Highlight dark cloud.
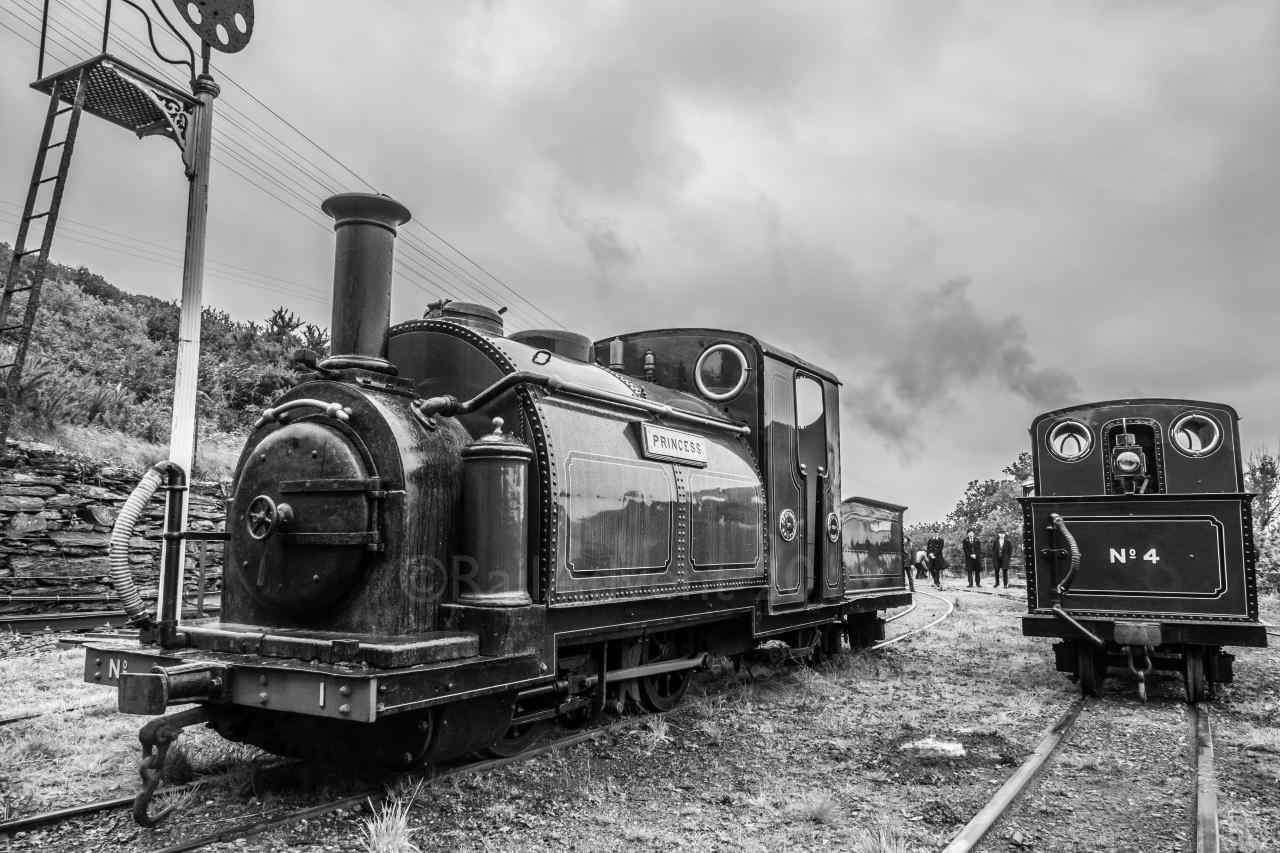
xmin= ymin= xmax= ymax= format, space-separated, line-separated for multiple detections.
xmin=5 ymin=0 xmax=1280 ymax=521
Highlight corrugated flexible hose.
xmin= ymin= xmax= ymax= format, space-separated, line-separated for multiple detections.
xmin=109 ymin=462 xmax=177 ymax=627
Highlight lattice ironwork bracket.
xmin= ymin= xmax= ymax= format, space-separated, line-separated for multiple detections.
xmin=31 ymin=54 xmax=199 ymax=172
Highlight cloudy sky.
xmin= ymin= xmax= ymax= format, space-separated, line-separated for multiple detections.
xmin=2 ymin=1 xmax=1278 ymax=521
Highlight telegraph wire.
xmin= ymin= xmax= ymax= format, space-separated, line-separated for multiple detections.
xmin=0 ymin=210 xmax=329 ymax=305
xmin=59 ymin=0 xmax=562 ymax=329
xmin=4 ymin=7 xmax=453 ymax=304
xmin=56 ymin=2 xmax=511 ymax=315
xmin=6 ymin=3 xmax=557 ymax=327
xmin=0 ymin=199 xmax=328 ymax=302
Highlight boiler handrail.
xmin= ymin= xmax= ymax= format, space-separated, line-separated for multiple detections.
xmin=412 ymin=370 xmax=751 ymax=437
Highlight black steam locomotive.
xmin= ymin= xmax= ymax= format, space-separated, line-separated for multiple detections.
xmin=83 ymin=193 xmax=910 ymax=820
xmin=1020 ymin=399 xmax=1268 ymax=701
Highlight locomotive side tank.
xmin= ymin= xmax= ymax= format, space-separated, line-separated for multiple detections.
xmin=78 ymin=191 xmax=910 ymax=822
xmin=1021 ymin=399 xmax=1267 ymax=701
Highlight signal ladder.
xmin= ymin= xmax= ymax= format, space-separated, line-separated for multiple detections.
xmin=0 ymin=68 xmax=89 ymax=444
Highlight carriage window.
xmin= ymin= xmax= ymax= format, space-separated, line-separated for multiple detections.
xmin=794 ymin=375 xmax=825 ymax=429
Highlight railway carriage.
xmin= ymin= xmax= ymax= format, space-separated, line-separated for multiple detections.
xmin=840 ymin=497 xmax=908 ymax=596
xmin=80 ymin=193 xmax=910 ymax=823
xmin=1020 ymin=399 xmax=1267 ymax=702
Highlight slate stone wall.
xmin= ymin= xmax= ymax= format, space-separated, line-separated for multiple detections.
xmin=0 ymin=440 xmax=226 ymax=619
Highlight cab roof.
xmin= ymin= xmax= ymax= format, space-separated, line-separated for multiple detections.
xmin=603 ymin=327 xmax=841 ymax=385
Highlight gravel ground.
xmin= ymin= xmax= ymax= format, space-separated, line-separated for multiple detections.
xmin=0 ymin=590 xmax=1276 ymax=853
xmin=1213 ymin=594 xmax=1280 ymax=853
xmin=974 ymin=697 xmax=1195 ymax=853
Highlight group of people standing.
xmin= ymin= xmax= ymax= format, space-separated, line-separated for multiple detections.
xmin=908 ymin=528 xmax=1016 ymax=590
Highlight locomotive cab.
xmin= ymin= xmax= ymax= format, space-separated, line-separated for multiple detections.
xmin=595 ymin=330 xmax=892 ymax=615
xmin=1021 ymin=399 xmax=1267 ymax=702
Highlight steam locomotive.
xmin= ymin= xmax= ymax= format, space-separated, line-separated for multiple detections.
xmin=82 ymin=193 xmax=910 ymax=820
xmin=1020 ymin=399 xmax=1268 ymax=702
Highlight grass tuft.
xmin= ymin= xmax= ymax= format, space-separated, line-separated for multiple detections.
xmin=852 ymin=819 xmax=911 ymax=853
xmin=789 ymin=792 xmax=839 ymax=825
xmin=636 ymin=715 xmax=673 ymax=753
xmin=361 ymin=780 xmax=423 ymax=853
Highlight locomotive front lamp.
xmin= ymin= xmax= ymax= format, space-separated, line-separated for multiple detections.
xmin=1114 ymin=450 xmax=1143 ymax=474
xmin=1110 ymin=432 xmax=1149 ymax=493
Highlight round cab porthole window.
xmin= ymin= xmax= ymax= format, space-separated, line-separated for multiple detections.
xmin=694 ymin=344 xmax=750 ymax=402
xmin=1046 ymin=419 xmax=1093 ymax=462
xmin=1171 ymin=413 xmax=1222 ymax=457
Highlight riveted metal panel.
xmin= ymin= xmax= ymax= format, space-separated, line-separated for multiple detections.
xmin=1023 ymin=494 xmax=1257 ymax=622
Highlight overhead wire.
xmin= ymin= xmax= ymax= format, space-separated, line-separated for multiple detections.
xmin=8 ymin=1 xmax=536 ymax=317
xmin=50 ymin=0 xmax=565 ymax=330
xmin=0 ymin=201 xmax=328 ymax=305
xmin=0 ymin=197 xmax=322 ymax=293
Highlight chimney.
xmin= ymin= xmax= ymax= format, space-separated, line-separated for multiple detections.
xmin=319 ymin=192 xmax=412 ymax=373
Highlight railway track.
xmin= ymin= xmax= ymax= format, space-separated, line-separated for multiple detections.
xmin=137 ymin=599 xmax=959 ymax=852
xmin=873 ymin=589 xmax=954 ymax=649
xmin=0 ymin=700 xmax=109 ymax=728
xmin=1 ymin=603 xmax=219 ymax=635
xmin=883 ymin=602 xmax=917 ymax=623
xmin=0 ymin=601 xmax=954 ymax=849
xmin=0 ymin=762 xmax=296 ymax=837
xmin=939 ymin=699 xmax=1220 ymax=853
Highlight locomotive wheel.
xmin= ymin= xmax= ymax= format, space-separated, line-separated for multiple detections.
xmin=1076 ymin=644 xmax=1102 ymax=697
xmin=485 ymin=719 xmax=546 ymax=758
xmin=1183 ymin=646 xmax=1208 ymax=703
xmin=485 ymin=697 xmax=548 ymax=758
xmin=638 ymin=635 xmax=692 ymax=712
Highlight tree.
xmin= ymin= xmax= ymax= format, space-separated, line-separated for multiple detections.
xmin=1246 ymin=447 xmax=1280 ymax=592
xmin=1245 ymin=449 xmax=1278 ymax=534
xmin=905 ymin=452 xmax=1029 ymax=570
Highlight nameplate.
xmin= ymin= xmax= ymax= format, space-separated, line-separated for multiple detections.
xmin=639 ymin=423 xmax=708 ymax=467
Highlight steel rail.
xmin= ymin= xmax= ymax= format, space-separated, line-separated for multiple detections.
xmin=940 ymin=699 xmax=1220 ymax=853
xmin=140 ymin=714 xmax=674 ymax=853
xmin=0 ymin=699 xmax=109 ymax=727
xmin=1192 ymin=704 xmax=1220 ymax=853
xmin=872 ymin=589 xmax=954 ymax=649
xmin=0 ymin=761 xmax=292 ymax=835
xmin=0 ymin=602 xmax=220 ymax=634
xmin=0 ymin=793 xmax=137 ymax=834
xmin=939 ymin=697 xmax=1087 ymax=853
xmin=964 ymin=586 xmax=1026 ymax=603
xmin=883 ymin=602 xmax=917 ymax=623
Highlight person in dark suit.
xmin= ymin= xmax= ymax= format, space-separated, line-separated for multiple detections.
xmin=962 ymin=529 xmax=982 ymax=587
xmin=925 ymin=534 xmax=946 ymax=589
xmin=992 ymin=529 xmax=1014 ymax=587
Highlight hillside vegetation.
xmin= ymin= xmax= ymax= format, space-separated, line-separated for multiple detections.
xmin=0 ymin=242 xmax=326 ymax=478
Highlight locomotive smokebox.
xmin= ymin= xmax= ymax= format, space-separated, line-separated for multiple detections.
xmin=320 ymin=192 xmax=412 ymax=373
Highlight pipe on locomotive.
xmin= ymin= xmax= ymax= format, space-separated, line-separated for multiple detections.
xmin=413 ymin=371 xmax=752 ymax=436
xmin=1047 ymin=513 xmax=1104 ymax=648
xmin=108 ymin=460 xmax=186 ymax=632
xmin=318 ymin=192 xmax=413 ymax=374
